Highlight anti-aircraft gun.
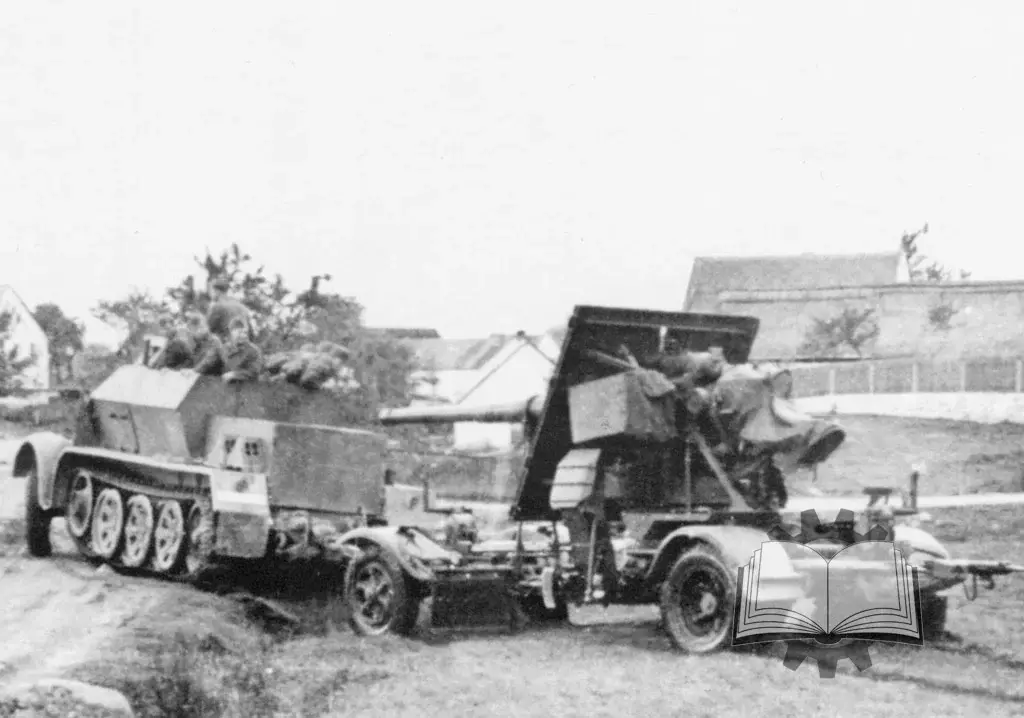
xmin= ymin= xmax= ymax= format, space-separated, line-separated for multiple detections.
xmin=381 ymin=305 xmax=1021 ymax=650
xmin=12 ymin=364 xmax=513 ymax=638
xmin=380 ymin=305 xmax=834 ymax=649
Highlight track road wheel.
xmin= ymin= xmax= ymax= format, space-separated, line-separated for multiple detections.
xmin=65 ymin=471 xmax=94 ymax=540
xmin=91 ymin=488 xmax=125 ymax=560
xmin=120 ymin=495 xmax=155 ymax=568
xmin=151 ymin=500 xmax=186 ymax=574
xmin=183 ymin=502 xmax=214 ymax=580
xmin=346 ymin=547 xmax=418 ymax=637
xmin=660 ymin=545 xmax=736 ymax=654
xmin=22 ymin=458 xmax=52 ymax=557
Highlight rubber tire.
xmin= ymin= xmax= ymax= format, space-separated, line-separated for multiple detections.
xmin=345 ymin=547 xmax=419 ymax=637
xmin=23 ymin=460 xmax=52 ymax=557
xmin=920 ymin=593 xmax=948 ymax=640
xmin=660 ymin=545 xmax=737 ymax=654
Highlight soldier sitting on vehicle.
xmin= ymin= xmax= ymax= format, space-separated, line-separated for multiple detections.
xmin=149 ymin=310 xmax=223 ymax=371
xmin=206 ymin=276 xmax=253 ymax=342
xmin=195 ymin=317 xmax=263 ymax=382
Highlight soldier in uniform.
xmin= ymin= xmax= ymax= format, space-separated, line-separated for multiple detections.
xmin=196 ymin=316 xmax=263 ymax=382
xmin=205 ymin=276 xmax=253 ymax=342
xmin=150 ymin=311 xmax=223 ymax=371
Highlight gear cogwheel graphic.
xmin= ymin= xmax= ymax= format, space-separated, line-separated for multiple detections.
xmin=767 ymin=508 xmax=894 ymax=678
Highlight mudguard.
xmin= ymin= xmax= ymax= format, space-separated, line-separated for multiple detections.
xmin=338 ymin=525 xmax=462 ymax=583
xmin=645 ymin=524 xmax=794 ymax=589
xmin=12 ymin=432 xmax=71 ymax=512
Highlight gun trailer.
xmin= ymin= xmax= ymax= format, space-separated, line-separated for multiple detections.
xmin=380 ymin=304 xmax=1024 ymax=649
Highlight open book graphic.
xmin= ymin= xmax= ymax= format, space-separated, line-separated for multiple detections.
xmin=732 ymin=540 xmax=924 ymax=646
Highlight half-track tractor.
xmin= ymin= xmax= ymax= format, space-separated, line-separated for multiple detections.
xmin=380 ymin=305 xmax=1024 ymax=651
xmin=14 ymin=364 xmax=512 ymax=637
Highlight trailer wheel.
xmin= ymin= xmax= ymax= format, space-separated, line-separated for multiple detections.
xmin=22 ymin=457 xmax=52 ymax=557
xmin=345 ymin=547 xmax=419 ymax=637
xmin=660 ymin=545 xmax=736 ymax=654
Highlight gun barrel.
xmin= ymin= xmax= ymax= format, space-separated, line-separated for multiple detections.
xmin=379 ymin=395 xmax=544 ymax=426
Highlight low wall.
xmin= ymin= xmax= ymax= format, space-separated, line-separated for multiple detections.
xmin=793 ymin=392 xmax=1024 ymax=424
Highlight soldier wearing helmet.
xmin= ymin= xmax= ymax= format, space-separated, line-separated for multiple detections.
xmin=150 ymin=310 xmax=223 ymax=372
xmin=205 ymin=276 xmax=253 ymax=343
xmin=196 ymin=317 xmax=263 ymax=383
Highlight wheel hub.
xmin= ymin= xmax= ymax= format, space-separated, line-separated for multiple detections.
xmin=354 ymin=564 xmax=395 ymax=628
xmin=680 ymin=572 xmax=727 ymax=635
xmin=698 ymin=591 xmax=719 ymax=618
xmin=91 ymin=488 xmax=124 ymax=559
xmin=121 ymin=494 xmax=155 ymax=568
xmin=152 ymin=500 xmax=185 ymax=573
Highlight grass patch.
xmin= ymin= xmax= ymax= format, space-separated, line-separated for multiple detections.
xmin=70 ymin=588 xmax=283 ymax=718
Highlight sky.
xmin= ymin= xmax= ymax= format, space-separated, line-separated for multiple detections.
xmin=3 ymin=1 xmax=1023 ymax=344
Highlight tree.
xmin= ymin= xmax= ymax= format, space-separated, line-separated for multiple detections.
xmin=76 ymin=344 xmax=124 ymax=392
xmin=33 ymin=303 xmax=84 ymax=382
xmin=800 ymin=306 xmax=881 ymax=358
xmin=92 ymin=290 xmax=175 ymax=362
xmin=0 ymin=310 xmax=36 ymax=396
xmin=93 ymin=243 xmax=421 ymax=420
xmin=899 ymin=223 xmax=973 ymax=332
xmin=900 ymin=223 xmax=972 ymax=283
xmin=168 ymin=244 xmax=336 ymax=353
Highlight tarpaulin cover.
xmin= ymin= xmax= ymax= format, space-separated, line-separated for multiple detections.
xmin=567 ymin=369 xmax=678 ymax=444
xmin=711 ymin=364 xmax=846 ymax=466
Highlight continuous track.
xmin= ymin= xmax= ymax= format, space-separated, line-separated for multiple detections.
xmin=61 ymin=460 xmax=215 ymax=583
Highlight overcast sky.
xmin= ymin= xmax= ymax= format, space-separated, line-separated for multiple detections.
xmin=3 ymin=2 xmax=1021 ymax=342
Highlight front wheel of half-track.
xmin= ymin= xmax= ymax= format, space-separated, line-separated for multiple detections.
xmin=345 ymin=547 xmax=419 ymax=637
xmin=660 ymin=545 xmax=737 ymax=654
xmin=22 ymin=459 xmax=52 ymax=557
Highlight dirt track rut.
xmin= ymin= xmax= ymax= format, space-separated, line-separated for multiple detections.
xmin=0 ymin=521 xmax=169 ymax=690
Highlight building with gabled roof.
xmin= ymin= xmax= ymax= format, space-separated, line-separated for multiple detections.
xmin=683 ymin=251 xmax=909 ymax=313
xmin=370 ymin=327 xmax=441 ymax=340
xmin=0 ymin=285 xmax=50 ymax=390
xmin=402 ymin=331 xmax=559 ymax=451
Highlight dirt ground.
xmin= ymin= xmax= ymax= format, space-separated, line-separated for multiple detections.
xmin=3 ymin=414 xmax=1024 ymax=716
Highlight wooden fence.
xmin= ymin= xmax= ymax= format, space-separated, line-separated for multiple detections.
xmin=786 ymin=357 xmax=1024 ymax=398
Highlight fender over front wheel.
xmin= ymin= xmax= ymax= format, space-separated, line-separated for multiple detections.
xmin=660 ymin=544 xmax=737 ymax=654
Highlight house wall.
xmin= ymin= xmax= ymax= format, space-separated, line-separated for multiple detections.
xmin=410 ymin=368 xmax=479 ymax=404
xmin=452 ymin=342 xmax=556 ymax=452
xmin=0 ymin=290 xmax=49 ymax=390
xmin=718 ymin=281 xmax=1024 ymax=361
